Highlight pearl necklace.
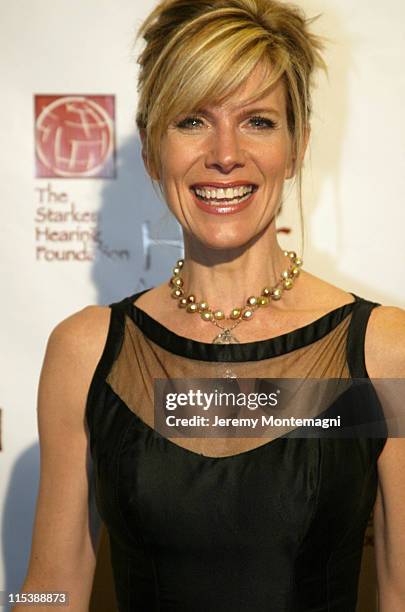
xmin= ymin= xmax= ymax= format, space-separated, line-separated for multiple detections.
xmin=169 ymin=250 xmax=303 ymax=344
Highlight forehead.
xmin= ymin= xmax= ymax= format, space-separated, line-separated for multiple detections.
xmin=199 ymin=63 xmax=287 ymax=114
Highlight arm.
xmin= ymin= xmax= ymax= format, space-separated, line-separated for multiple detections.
xmin=12 ymin=305 xmax=112 ymax=611
xmin=365 ymin=305 xmax=405 ymax=611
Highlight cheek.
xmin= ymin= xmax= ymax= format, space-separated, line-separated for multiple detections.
xmin=252 ymin=137 xmax=292 ymax=177
xmin=158 ymin=157 xmax=189 ymax=217
xmin=160 ymin=146 xmax=193 ymax=190
xmin=271 ymin=141 xmax=292 ymax=170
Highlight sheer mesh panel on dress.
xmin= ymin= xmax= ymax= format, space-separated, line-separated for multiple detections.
xmin=105 ymin=311 xmax=355 ymax=458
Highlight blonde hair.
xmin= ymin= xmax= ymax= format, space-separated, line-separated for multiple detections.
xmin=134 ymin=0 xmax=327 ymax=249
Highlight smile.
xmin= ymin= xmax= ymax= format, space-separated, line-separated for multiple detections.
xmin=191 ymin=183 xmax=257 ymax=212
xmin=192 ymin=184 xmax=256 ymax=201
xmin=190 ymin=183 xmax=258 ymax=215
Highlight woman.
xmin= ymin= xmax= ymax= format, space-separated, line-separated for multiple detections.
xmin=16 ymin=0 xmax=405 ymax=610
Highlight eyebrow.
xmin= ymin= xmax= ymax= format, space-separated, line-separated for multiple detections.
xmin=194 ymin=106 xmax=281 ymax=118
xmin=239 ymin=106 xmax=281 ymax=117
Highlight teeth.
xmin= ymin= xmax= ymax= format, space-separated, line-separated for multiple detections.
xmin=195 ymin=191 xmax=253 ymax=206
xmin=194 ymin=185 xmax=254 ymax=200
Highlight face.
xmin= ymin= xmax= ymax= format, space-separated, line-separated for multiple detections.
xmin=142 ymin=62 xmax=302 ymax=252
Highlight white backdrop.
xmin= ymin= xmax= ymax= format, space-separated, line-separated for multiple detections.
xmin=1 ymin=0 xmax=404 ymax=603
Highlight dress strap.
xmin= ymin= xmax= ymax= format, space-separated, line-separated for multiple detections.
xmin=91 ymin=296 xmax=130 ymax=379
xmin=346 ymin=293 xmax=381 ymax=379
xmin=99 ymin=290 xmax=151 ymax=373
xmin=85 ymin=296 xmax=128 ymax=443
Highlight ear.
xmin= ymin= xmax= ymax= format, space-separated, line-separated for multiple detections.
xmin=285 ymin=124 xmax=311 ymax=179
xmin=139 ymin=128 xmax=160 ymax=181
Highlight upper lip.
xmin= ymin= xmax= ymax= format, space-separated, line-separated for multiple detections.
xmin=190 ymin=181 xmax=258 ymax=189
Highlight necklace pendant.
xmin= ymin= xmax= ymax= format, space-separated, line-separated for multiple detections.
xmin=212 ymin=328 xmax=240 ymax=344
xmin=223 ymin=367 xmax=238 ymax=378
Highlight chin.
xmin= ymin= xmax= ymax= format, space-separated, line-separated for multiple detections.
xmin=188 ymin=228 xmax=257 ymax=253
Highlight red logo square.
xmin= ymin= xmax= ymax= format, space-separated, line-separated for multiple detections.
xmin=34 ymin=95 xmax=116 ymax=178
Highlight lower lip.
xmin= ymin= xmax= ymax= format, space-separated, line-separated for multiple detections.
xmin=190 ymin=188 xmax=257 ymax=215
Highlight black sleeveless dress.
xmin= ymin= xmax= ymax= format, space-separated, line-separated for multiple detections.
xmin=86 ymin=289 xmax=387 ymax=611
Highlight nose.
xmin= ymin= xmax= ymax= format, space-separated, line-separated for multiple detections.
xmin=204 ymin=125 xmax=245 ymax=174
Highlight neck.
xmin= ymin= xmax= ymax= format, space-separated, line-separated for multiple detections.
xmin=178 ymin=228 xmax=298 ymax=314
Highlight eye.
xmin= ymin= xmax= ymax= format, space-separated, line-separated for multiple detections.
xmin=248 ymin=116 xmax=277 ymax=129
xmin=175 ymin=116 xmax=204 ymax=129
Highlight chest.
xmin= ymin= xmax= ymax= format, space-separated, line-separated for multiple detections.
xmin=95 ymin=415 xmax=377 ymax=557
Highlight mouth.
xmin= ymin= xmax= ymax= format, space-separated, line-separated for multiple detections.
xmin=190 ymin=183 xmax=258 ymax=207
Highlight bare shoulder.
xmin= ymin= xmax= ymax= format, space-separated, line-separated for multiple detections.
xmin=364 ymin=303 xmax=405 ymax=378
xmin=46 ymin=304 xmax=112 ymax=385
xmin=48 ymin=304 xmax=111 ymax=359
xmin=39 ymin=304 xmax=112 ymax=428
